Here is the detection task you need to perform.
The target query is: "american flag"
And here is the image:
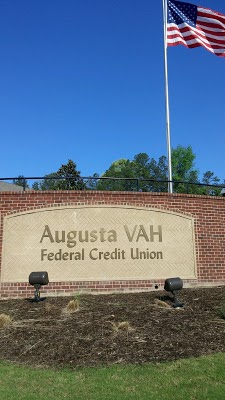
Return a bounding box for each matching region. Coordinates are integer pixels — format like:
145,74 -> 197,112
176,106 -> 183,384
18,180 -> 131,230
167,0 -> 225,57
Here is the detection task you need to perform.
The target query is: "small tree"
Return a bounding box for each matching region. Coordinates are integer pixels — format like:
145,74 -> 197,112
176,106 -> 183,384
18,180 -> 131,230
171,146 -> 200,193
56,160 -> 85,190
32,173 -> 61,190
32,160 -> 85,190
201,171 -> 221,196
13,175 -> 29,189
97,159 -> 136,191
85,173 -> 100,190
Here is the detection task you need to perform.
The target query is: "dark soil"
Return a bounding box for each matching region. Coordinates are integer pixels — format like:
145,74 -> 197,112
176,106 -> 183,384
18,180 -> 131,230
1,287 -> 225,368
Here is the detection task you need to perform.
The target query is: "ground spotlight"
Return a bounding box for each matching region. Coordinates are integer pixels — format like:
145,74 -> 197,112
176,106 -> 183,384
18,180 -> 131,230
28,271 -> 49,302
164,277 -> 184,308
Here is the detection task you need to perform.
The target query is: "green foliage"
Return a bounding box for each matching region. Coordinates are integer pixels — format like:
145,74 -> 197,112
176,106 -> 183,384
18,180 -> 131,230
12,175 -> 29,188
1,354 -> 225,399
200,171 -> 221,196
172,146 -> 197,180
97,159 -> 136,191
96,147 -> 203,193
96,145 -> 221,195
56,159 -> 85,190
96,154 -> 168,192
85,173 -> 100,190
32,173 -> 61,190
171,145 -> 199,193
32,160 -> 85,191
31,181 -> 40,190
202,171 -> 220,185
31,146 -> 222,195
131,153 -> 167,192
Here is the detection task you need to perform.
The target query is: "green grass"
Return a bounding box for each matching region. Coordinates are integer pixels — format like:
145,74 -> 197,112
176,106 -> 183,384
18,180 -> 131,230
1,353 -> 225,399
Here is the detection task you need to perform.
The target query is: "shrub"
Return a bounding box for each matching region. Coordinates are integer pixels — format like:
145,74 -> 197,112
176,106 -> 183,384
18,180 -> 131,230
66,299 -> 80,313
0,313 -> 12,328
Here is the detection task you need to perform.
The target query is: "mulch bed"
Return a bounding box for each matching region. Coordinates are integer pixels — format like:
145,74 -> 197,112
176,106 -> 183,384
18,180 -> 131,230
0,286 -> 225,368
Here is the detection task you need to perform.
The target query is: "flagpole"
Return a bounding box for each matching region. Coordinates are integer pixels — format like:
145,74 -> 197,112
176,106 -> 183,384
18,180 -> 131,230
162,0 -> 173,194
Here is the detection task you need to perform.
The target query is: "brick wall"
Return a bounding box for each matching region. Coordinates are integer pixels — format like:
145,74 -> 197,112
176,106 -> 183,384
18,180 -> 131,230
0,190 -> 225,298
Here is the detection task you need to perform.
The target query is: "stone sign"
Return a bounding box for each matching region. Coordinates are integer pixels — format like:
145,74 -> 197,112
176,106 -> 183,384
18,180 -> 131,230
1,206 -> 196,282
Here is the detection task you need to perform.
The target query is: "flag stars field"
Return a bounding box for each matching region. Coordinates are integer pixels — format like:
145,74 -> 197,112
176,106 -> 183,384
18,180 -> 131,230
166,0 -> 225,56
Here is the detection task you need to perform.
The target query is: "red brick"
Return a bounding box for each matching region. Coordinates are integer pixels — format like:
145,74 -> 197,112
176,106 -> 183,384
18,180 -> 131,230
0,190 -> 225,298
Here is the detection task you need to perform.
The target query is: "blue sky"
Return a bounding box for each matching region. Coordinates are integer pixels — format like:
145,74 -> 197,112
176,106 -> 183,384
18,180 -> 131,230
0,0 -> 224,183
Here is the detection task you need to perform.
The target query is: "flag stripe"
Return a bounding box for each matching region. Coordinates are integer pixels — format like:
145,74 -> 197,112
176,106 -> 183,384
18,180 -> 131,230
167,0 -> 225,57
168,30 -> 225,49
168,35 -> 225,55
197,21 -> 225,34
167,25 -> 225,53
167,33 -> 225,53
198,8 -> 225,25
168,24 -> 225,45
168,22 -> 225,35
198,16 -> 225,30
168,23 -> 225,40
